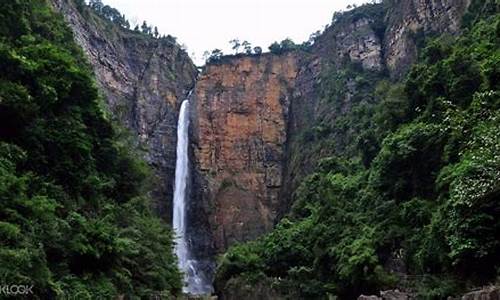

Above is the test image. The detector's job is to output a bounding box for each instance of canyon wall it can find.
[50,0,198,219]
[190,0,472,256]
[53,0,471,258]
[384,0,472,77]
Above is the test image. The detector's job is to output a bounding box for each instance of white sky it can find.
[101,0,369,65]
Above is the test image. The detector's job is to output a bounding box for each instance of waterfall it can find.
[172,97,212,295]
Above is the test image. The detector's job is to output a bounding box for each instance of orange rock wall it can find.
[192,54,297,252]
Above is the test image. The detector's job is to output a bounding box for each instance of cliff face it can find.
[50,0,198,218]
[384,0,471,77]
[313,0,471,77]
[189,0,471,256]
[53,0,471,263]
[190,54,298,253]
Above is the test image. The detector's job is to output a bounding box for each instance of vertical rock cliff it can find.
[190,54,298,253]
[384,0,471,77]
[50,0,198,218]
[188,0,472,256]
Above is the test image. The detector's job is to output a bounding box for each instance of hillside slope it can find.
[50,0,198,219]
[214,1,500,298]
[0,0,183,297]
[188,0,478,262]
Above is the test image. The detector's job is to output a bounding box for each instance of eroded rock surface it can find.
[50,0,198,218]
[384,0,471,77]
[191,54,298,252]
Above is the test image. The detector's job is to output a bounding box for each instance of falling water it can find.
[172,97,212,295]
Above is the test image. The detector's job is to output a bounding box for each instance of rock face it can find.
[461,286,500,300]
[215,277,294,300]
[190,54,298,253]
[50,0,198,218]
[359,295,384,300]
[53,0,473,287]
[314,16,384,71]
[384,0,471,77]
[357,286,500,300]
[187,0,472,256]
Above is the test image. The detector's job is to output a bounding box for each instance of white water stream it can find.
[172,98,212,295]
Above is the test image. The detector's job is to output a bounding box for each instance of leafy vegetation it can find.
[84,0,168,39]
[216,10,500,299]
[332,0,387,40]
[87,0,130,29]
[0,0,181,298]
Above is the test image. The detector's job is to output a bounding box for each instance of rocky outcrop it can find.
[314,16,384,71]
[215,277,296,300]
[315,0,471,78]
[50,0,198,218]
[187,0,472,256]
[282,0,473,211]
[357,286,500,300]
[384,0,471,77]
[357,290,411,300]
[461,286,500,300]
[190,54,298,252]
[359,296,384,300]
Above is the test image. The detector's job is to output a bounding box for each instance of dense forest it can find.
[215,2,500,299]
[0,0,181,298]
[0,0,499,299]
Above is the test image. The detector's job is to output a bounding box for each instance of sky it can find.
[101,0,369,65]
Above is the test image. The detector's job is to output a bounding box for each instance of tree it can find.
[89,0,103,12]
[229,38,241,54]
[208,49,223,63]
[134,24,140,32]
[242,40,252,54]
[141,21,151,35]
[268,41,281,54]
[154,26,159,38]
[0,1,183,296]
[202,50,211,62]
[308,30,321,45]
[166,34,177,43]
[280,38,296,51]
[253,46,263,55]
[101,5,128,28]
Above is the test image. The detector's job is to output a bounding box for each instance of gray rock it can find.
[358,295,382,300]
[461,286,500,300]
[381,290,410,300]
[50,0,197,220]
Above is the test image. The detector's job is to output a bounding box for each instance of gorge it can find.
[55,0,499,297]
[0,0,498,298]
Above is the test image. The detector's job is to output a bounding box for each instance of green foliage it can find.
[369,123,446,201]
[0,0,181,297]
[462,0,500,29]
[207,48,224,64]
[89,0,129,29]
[86,0,175,39]
[409,275,464,300]
[435,91,500,277]
[268,38,299,54]
[216,13,500,299]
